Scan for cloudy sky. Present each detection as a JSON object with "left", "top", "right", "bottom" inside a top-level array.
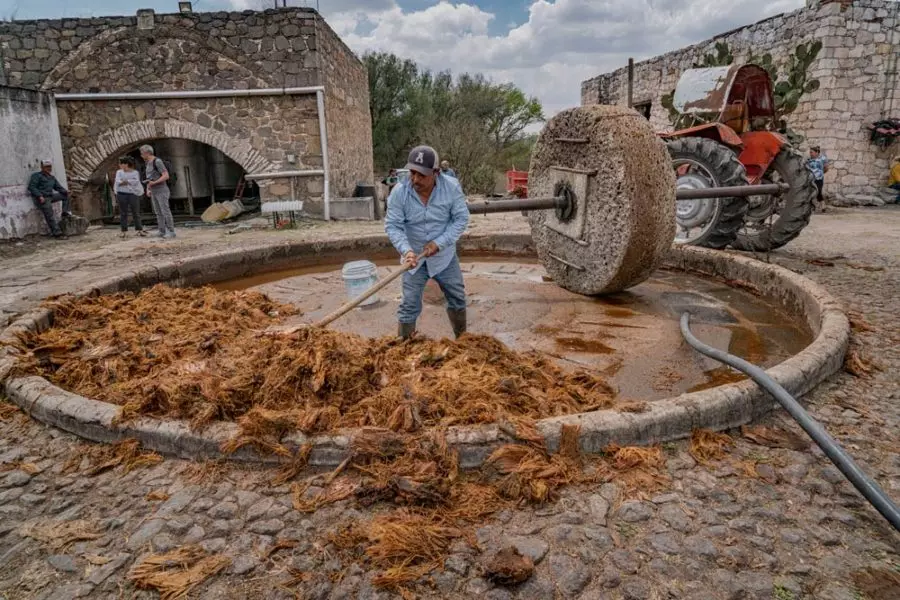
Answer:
[{"left": 2, "top": 0, "right": 806, "bottom": 116}]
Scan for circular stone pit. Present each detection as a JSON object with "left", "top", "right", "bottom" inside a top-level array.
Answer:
[
  {"left": 215, "top": 257, "right": 812, "bottom": 402},
  {"left": 0, "top": 233, "right": 850, "bottom": 468}
]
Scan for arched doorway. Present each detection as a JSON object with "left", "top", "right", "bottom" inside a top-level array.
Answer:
[
  {"left": 83, "top": 138, "right": 261, "bottom": 223},
  {"left": 63, "top": 118, "right": 274, "bottom": 221}
]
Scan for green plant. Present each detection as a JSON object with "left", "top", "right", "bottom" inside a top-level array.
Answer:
[
  {"left": 616, "top": 523, "right": 638, "bottom": 539},
  {"left": 773, "top": 585, "right": 796, "bottom": 600},
  {"left": 747, "top": 50, "right": 777, "bottom": 80},
  {"left": 660, "top": 91, "right": 680, "bottom": 124},
  {"left": 774, "top": 41, "right": 822, "bottom": 118},
  {"left": 465, "top": 164, "right": 498, "bottom": 196},
  {"left": 694, "top": 41, "right": 735, "bottom": 68},
  {"left": 752, "top": 41, "right": 822, "bottom": 145}
]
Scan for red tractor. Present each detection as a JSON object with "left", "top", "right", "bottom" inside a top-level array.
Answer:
[{"left": 660, "top": 63, "right": 816, "bottom": 250}]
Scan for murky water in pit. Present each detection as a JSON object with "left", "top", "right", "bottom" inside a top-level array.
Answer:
[{"left": 213, "top": 258, "right": 812, "bottom": 401}]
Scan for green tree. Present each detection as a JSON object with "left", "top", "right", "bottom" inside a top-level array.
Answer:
[
  {"left": 362, "top": 52, "right": 544, "bottom": 194},
  {"left": 363, "top": 52, "right": 430, "bottom": 172}
]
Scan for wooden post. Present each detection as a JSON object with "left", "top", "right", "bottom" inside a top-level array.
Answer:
[
  {"left": 184, "top": 165, "right": 194, "bottom": 217},
  {"left": 627, "top": 58, "right": 634, "bottom": 108}
]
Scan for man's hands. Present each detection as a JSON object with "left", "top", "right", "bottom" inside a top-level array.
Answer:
[
  {"left": 37, "top": 196, "right": 45, "bottom": 205},
  {"left": 423, "top": 241, "right": 439, "bottom": 257},
  {"left": 402, "top": 242, "right": 438, "bottom": 268}
]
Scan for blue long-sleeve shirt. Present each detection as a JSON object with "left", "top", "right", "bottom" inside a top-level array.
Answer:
[{"left": 384, "top": 173, "right": 469, "bottom": 277}]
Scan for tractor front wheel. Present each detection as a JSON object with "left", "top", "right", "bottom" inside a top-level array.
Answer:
[
  {"left": 730, "top": 148, "right": 816, "bottom": 252},
  {"left": 666, "top": 137, "right": 749, "bottom": 249}
]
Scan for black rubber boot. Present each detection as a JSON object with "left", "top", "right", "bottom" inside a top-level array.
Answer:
[
  {"left": 447, "top": 308, "right": 467, "bottom": 339},
  {"left": 398, "top": 321, "right": 416, "bottom": 340}
]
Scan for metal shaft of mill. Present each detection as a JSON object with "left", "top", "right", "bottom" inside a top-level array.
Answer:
[{"left": 467, "top": 182, "right": 790, "bottom": 215}]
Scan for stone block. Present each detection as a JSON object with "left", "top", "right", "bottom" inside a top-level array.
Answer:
[
  {"left": 303, "top": 198, "right": 374, "bottom": 221},
  {"left": 265, "top": 182, "right": 290, "bottom": 197},
  {"left": 60, "top": 215, "right": 89, "bottom": 237},
  {"left": 306, "top": 177, "right": 324, "bottom": 194}
]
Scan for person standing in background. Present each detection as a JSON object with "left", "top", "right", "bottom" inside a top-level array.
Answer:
[
  {"left": 113, "top": 156, "right": 147, "bottom": 238},
  {"left": 440, "top": 160, "right": 457, "bottom": 179},
  {"left": 888, "top": 155, "right": 900, "bottom": 204},
  {"left": 806, "top": 145, "right": 830, "bottom": 212},
  {"left": 380, "top": 168, "right": 399, "bottom": 216},
  {"left": 140, "top": 144, "right": 176, "bottom": 239}
]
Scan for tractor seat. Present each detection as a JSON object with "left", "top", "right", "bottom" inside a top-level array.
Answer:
[{"left": 722, "top": 100, "right": 749, "bottom": 134}]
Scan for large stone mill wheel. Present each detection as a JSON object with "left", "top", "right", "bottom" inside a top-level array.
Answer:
[{"left": 527, "top": 105, "right": 676, "bottom": 295}]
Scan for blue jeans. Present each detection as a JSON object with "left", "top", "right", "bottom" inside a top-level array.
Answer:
[
  {"left": 891, "top": 183, "right": 900, "bottom": 202},
  {"left": 398, "top": 254, "right": 466, "bottom": 324}
]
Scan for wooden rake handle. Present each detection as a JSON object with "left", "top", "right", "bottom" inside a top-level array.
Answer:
[
  {"left": 313, "top": 252, "right": 426, "bottom": 328},
  {"left": 275, "top": 253, "right": 427, "bottom": 335}
]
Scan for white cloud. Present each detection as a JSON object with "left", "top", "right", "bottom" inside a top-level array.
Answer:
[{"left": 262, "top": 0, "right": 808, "bottom": 118}]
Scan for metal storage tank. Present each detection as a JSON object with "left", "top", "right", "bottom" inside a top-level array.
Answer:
[
  {"left": 152, "top": 139, "right": 211, "bottom": 201},
  {"left": 209, "top": 147, "right": 243, "bottom": 191}
]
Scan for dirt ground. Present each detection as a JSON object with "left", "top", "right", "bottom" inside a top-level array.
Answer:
[{"left": 1, "top": 208, "right": 899, "bottom": 600}]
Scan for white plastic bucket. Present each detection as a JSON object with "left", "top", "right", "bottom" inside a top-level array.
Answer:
[{"left": 341, "top": 260, "right": 379, "bottom": 306}]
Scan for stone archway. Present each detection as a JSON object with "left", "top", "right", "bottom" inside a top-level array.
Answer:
[
  {"left": 66, "top": 118, "right": 277, "bottom": 219},
  {"left": 69, "top": 118, "right": 274, "bottom": 184}
]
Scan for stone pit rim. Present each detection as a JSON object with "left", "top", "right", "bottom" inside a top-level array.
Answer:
[{"left": 0, "top": 233, "right": 850, "bottom": 468}]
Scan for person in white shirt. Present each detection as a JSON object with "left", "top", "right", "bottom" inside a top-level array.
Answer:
[{"left": 113, "top": 156, "right": 147, "bottom": 238}]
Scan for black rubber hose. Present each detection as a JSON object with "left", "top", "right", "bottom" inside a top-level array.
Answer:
[{"left": 679, "top": 312, "right": 900, "bottom": 533}]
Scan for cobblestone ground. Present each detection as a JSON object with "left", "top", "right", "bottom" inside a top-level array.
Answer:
[{"left": 1, "top": 209, "right": 899, "bottom": 600}]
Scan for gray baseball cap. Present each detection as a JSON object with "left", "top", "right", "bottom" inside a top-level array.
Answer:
[{"left": 405, "top": 145, "right": 440, "bottom": 176}]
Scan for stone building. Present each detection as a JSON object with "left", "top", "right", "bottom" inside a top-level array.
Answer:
[
  {"left": 0, "top": 5, "right": 373, "bottom": 222},
  {"left": 0, "top": 86, "right": 68, "bottom": 239},
  {"left": 581, "top": 0, "right": 899, "bottom": 203}
]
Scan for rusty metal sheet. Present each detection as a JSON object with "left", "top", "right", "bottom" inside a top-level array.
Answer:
[
  {"left": 673, "top": 64, "right": 775, "bottom": 121},
  {"left": 673, "top": 66, "right": 738, "bottom": 115},
  {"left": 658, "top": 122, "right": 744, "bottom": 148}
]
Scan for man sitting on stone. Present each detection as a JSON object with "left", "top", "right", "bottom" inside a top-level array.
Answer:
[{"left": 27, "top": 159, "right": 72, "bottom": 239}]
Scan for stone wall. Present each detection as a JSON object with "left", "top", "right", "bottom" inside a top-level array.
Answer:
[
  {"left": 0, "top": 9, "right": 321, "bottom": 92},
  {"left": 0, "top": 7, "right": 373, "bottom": 220},
  {"left": 56, "top": 96, "right": 319, "bottom": 218},
  {"left": 0, "top": 86, "right": 68, "bottom": 239},
  {"left": 315, "top": 17, "right": 373, "bottom": 202},
  {"left": 581, "top": 0, "right": 900, "bottom": 202}
]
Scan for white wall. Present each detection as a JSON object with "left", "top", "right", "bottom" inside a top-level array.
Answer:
[{"left": 0, "top": 86, "right": 68, "bottom": 239}]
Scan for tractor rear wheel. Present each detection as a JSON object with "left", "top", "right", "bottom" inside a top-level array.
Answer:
[
  {"left": 730, "top": 148, "right": 816, "bottom": 252},
  {"left": 666, "top": 137, "right": 749, "bottom": 249}
]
